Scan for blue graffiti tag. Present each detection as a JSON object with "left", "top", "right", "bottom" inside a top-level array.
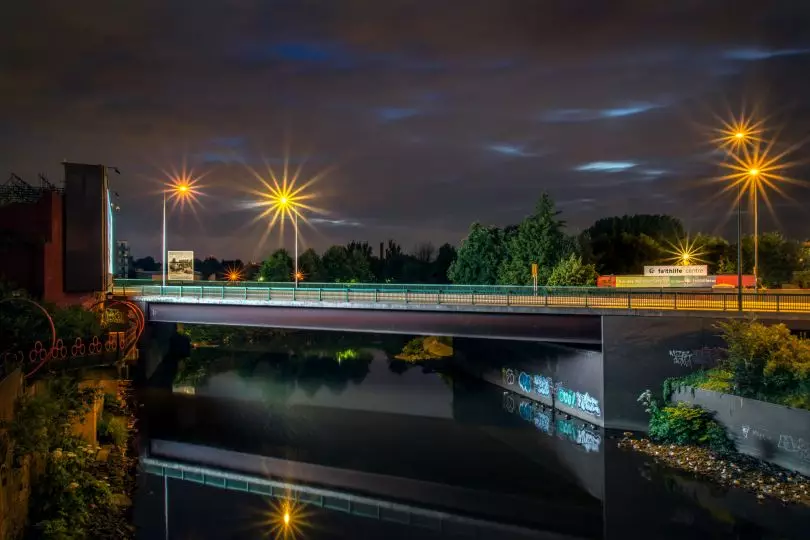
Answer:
[
  {"left": 556, "top": 385, "right": 602, "bottom": 418},
  {"left": 533, "top": 375, "right": 552, "bottom": 397},
  {"left": 518, "top": 372, "right": 532, "bottom": 393},
  {"left": 519, "top": 400, "right": 534, "bottom": 421}
]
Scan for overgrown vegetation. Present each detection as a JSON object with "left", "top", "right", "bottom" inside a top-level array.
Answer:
[
  {"left": 665, "top": 320, "right": 810, "bottom": 410},
  {"left": 639, "top": 390, "right": 734, "bottom": 454},
  {"left": 1, "top": 376, "right": 134, "bottom": 539}
]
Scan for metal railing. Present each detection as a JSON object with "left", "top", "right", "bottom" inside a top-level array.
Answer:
[{"left": 112, "top": 280, "right": 810, "bottom": 313}]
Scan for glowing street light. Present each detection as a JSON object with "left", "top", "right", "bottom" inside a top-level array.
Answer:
[
  {"left": 719, "top": 138, "right": 800, "bottom": 292},
  {"left": 665, "top": 236, "right": 707, "bottom": 267},
  {"left": 161, "top": 173, "right": 203, "bottom": 287},
  {"left": 224, "top": 265, "right": 244, "bottom": 283},
  {"left": 251, "top": 169, "right": 320, "bottom": 288}
]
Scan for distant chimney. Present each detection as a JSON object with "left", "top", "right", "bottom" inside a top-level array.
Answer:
[{"left": 380, "top": 242, "right": 384, "bottom": 260}]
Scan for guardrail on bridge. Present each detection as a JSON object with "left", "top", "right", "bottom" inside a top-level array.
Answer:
[{"left": 112, "top": 281, "right": 810, "bottom": 313}]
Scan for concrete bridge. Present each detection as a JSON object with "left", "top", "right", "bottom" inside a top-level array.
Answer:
[{"left": 122, "top": 280, "right": 810, "bottom": 431}]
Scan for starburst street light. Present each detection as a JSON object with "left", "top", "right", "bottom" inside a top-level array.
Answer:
[
  {"left": 160, "top": 171, "right": 205, "bottom": 287},
  {"left": 224, "top": 265, "right": 244, "bottom": 283},
  {"left": 665, "top": 236, "right": 707, "bottom": 267},
  {"left": 711, "top": 112, "right": 765, "bottom": 153},
  {"left": 248, "top": 159, "right": 325, "bottom": 288},
  {"left": 717, "top": 137, "right": 802, "bottom": 291}
]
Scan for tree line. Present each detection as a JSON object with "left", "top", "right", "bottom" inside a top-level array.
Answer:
[{"left": 129, "top": 192, "right": 810, "bottom": 287}]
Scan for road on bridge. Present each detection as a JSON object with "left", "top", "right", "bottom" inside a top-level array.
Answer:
[{"left": 113, "top": 283, "right": 810, "bottom": 314}]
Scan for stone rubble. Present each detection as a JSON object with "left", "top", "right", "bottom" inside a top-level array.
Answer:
[{"left": 618, "top": 433, "right": 810, "bottom": 507}]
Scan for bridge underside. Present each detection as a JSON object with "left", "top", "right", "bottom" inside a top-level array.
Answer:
[{"left": 144, "top": 302, "right": 602, "bottom": 344}]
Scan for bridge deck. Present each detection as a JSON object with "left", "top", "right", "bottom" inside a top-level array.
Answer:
[{"left": 114, "top": 283, "right": 810, "bottom": 316}]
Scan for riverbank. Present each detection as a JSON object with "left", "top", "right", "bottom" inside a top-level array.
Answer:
[
  {"left": 0, "top": 371, "right": 138, "bottom": 539},
  {"left": 618, "top": 433, "right": 810, "bottom": 506}
]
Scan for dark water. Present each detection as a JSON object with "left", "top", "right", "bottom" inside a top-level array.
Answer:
[{"left": 133, "top": 332, "right": 810, "bottom": 539}]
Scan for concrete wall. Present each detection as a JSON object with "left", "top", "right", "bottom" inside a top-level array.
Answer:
[
  {"left": 672, "top": 387, "right": 810, "bottom": 477},
  {"left": 601, "top": 314, "right": 726, "bottom": 431},
  {"left": 454, "top": 338, "right": 605, "bottom": 425}
]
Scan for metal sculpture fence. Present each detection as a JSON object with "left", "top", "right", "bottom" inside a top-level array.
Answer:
[{"left": 0, "top": 297, "right": 144, "bottom": 379}]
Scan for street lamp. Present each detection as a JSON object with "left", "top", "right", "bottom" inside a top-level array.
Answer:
[
  {"left": 719, "top": 137, "right": 799, "bottom": 294},
  {"left": 162, "top": 177, "right": 201, "bottom": 286},
  {"left": 712, "top": 115, "right": 763, "bottom": 306},
  {"left": 252, "top": 177, "right": 317, "bottom": 288}
]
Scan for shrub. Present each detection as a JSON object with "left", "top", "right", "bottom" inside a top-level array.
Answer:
[
  {"left": 716, "top": 320, "right": 810, "bottom": 408},
  {"left": 639, "top": 390, "right": 734, "bottom": 454}
]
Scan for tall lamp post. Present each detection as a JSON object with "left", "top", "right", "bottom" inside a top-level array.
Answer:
[
  {"left": 749, "top": 167, "right": 760, "bottom": 292},
  {"left": 162, "top": 183, "right": 192, "bottom": 287},
  {"left": 276, "top": 195, "right": 301, "bottom": 287}
]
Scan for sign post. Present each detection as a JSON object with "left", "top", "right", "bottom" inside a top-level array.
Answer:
[{"left": 531, "top": 263, "right": 538, "bottom": 295}]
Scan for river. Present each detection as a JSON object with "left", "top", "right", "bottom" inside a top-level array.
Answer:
[{"left": 132, "top": 329, "right": 810, "bottom": 539}]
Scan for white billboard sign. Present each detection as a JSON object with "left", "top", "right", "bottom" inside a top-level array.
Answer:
[
  {"left": 167, "top": 251, "right": 195, "bottom": 281},
  {"left": 644, "top": 265, "right": 708, "bottom": 276}
]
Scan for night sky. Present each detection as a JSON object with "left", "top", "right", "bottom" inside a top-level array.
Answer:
[{"left": 3, "top": 1, "right": 810, "bottom": 261}]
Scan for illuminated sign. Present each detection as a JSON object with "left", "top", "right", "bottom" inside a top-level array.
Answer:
[{"left": 644, "top": 265, "right": 708, "bottom": 276}]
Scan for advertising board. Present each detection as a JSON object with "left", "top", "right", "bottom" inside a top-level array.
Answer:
[
  {"left": 644, "top": 265, "right": 708, "bottom": 276},
  {"left": 167, "top": 251, "right": 194, "bottom": 281}
]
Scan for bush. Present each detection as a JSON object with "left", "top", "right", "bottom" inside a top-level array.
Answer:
[
  {"left": 546, "top": 253, "right": 598, "bottom": 287},
  {"left": 716, "top": 320, "right": 810, "bottom": 408},
  {"left": 99, "top": 414, "right": 128, "bottom": 447},
  {"left": 639, "top": 390, "right": 734, "bottom": 454}
]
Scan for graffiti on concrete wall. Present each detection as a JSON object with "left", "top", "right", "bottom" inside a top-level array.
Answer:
[
  {"left": 778, "top": 435, "right": 810, "bottom": 463},
  {"left": 501, "top": 368, "right": 553, "bottom": 399},
  {"left": 503, "top": 392, "right": 553, "bottom": 435},
  {"left": 669, "top": 347, "right": 724, "bottom": 368},
  {"left": 556, "top": 385, "right": 602, "bottom": 418},
  {"left": 556, "top": 418, "right": 602, "bottom": 453}
]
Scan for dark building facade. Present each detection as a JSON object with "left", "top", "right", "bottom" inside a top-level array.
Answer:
[{"left": 0, "top": 164, "right": 112, "bottom": 304}]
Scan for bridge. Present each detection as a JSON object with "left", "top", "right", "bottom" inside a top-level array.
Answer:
[{"left": 122, "top": 279, "right": 810, "bottom": 431}]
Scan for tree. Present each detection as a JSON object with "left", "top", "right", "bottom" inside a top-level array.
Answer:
[
  {"left": 198, "top": 257, "right": 224, "bottom": 280},
  {"left": 546, "top": 253, "right": 598, "bottom": 286},
  {"left": 431, "top": 243, "right": 457, "bottom": 284},
  {"left": 297, "top": 248, "right": 326, "bottom": 282},
  {"left": 586, "top": 214, "right": 683, "bottom": 274},
  {"left": 448, "top": 223, "right": 507, "bottom": 284},
  {"left": 322, "top": 246, "right": 374, "bottom": 282},
  {"left": 414, "top": 243, "right": 435, "bottom": 264},
  {"left": 498, "top": 193, "right": 569, "bottom": 285},
  {"left": 258, "top": 249, "right": 293, "bottom": 282},
  {"left": 132, "top": 256, "right": 158, "bottom": 272}
]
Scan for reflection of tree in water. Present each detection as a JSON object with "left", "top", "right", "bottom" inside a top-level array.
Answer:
[{"left": 174, "top": 345, "right": 373, "bottom": 400}]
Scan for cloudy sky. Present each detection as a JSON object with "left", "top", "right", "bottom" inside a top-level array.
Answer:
[{"left": 3, "top": 1, "right": 810, "bottom": 261}]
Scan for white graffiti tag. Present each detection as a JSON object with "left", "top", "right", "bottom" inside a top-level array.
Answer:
[
  {"left": 669, "top": 350, "right": 694, "bottom": 367},
  {"left": 503, "top": 368, "right": 516, "bottom": 386},
  {"left": 778, "top": 435, "right": 810, "bottom": 462},
  {"left": 575, "top": 392, "right": 602, "bottom": 417},
  {"left": 576, "top": 429, "right": 602, "bottom": 453}
]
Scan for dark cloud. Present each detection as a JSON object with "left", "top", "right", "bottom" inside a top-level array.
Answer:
[{"left": 2, "top": 0, "right": 810, "bottom": 258}]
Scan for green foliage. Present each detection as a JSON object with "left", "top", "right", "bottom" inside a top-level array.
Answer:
[
  {"left": 259, "top": 248, "right": 293, "bottom": 282},
  {"left": 50, "top": 304, "right": 102, "bottom": 338},
  {"left": 298, "top": 248, "right": 326, "bottom": 282},
  {"left": 29, "top": 437, "right": 116, "bottom": 539},
  {"left": 98, "top": 414, "right": 128, "bottom": 447},
  {"left": 662, "top": 369, "right": 733, "bottom": 401},
  {"left": 3, "top": 377, "right": 99, "bottom": 462},
  {"left": 546, "top": 253, "right": 598, "bottom": 286},
  {"left": 716, "top": 319, "right": 810, "bottom": 405},
  {"left": 498, "top": 193, "right": 569, "bottom": 285},
  {"left": 585, "top": 214, "right": 683, "bottom": 274},
  {"left": 321, "top": 245, "right": 374, "bottom": 282},
  {"left": 448, "top": 223, "right": 508, "bottom": 284},
  {"left": 401, "top": 337, "right": 426, "bottom": 356},
  {"left": 639, "top": 390, "right": 734, "bottom": 454},
  {"left": 793, "top": 270, "right": 810, "bottom": 288}
]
